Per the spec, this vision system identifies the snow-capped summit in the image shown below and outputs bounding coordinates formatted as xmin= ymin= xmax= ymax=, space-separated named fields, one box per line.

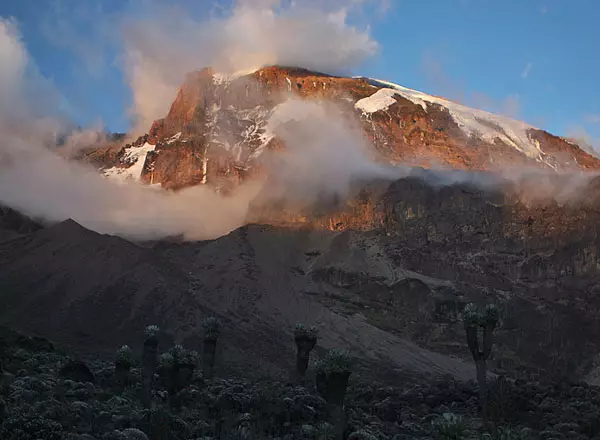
xmin=87 ymin=66 xmax=600 ymax=190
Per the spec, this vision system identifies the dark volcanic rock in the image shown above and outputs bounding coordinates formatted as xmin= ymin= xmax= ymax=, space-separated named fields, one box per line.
xmin=0 ymin=206 xmax=43 ymax=242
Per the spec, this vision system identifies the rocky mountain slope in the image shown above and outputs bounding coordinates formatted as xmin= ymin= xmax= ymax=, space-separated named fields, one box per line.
xmin=83 ymin=66 xmax=600 ymax=191
xmin=3 ymin=168 xmax=600 ymax=383
xmin=3 ymin=65 xmax=600 ymax=387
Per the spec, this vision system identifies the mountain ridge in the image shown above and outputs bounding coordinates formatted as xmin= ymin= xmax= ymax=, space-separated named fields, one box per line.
xmin=82 ymin=65 xmax=600 ymax=193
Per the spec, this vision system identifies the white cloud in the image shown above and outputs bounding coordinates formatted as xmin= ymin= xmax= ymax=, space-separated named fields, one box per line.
xmin=121 ymin=0 xmax=380 ymax=132
xmin=521 ymin=61 xmax=533 ymax=79
xmin=584 ymin=114 xmax=600 ymax=125
xmin=0 ymin=15 xmax=393 ymax=241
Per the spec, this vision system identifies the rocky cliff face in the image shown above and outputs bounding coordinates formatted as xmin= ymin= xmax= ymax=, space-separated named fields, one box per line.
xmin=89 ymin=66 xmax=600 ymax=191
xmin=255 ymin=170 xmax=600 ymax=380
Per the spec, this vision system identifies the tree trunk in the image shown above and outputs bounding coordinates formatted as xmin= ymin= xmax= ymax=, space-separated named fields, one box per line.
xmin=296 ymin=349 xmax=310 ymax=381
xmin=476 ymin=359 xmax=487 ymax=416
xmin=142 ymin=338 xmax=158 ymax=408
xmin=0 ymin=397 xmax=6 ymax=425
xmin=114 ymin=363 xmax=130 ymax=388
xmin=326 ymin=371 xmax=350 ymax=440
xmin=316 ymin=369 xmax=327 ymax=398
xmin=294 ymin=336 xmax=316 ymax=383
xmin=178 ymin=364 xmax=195 ymax=388
xmin=203 ymin=339 xmax=217 ymax=380
xmin=329 ymin=404 xmax=346 ymax=440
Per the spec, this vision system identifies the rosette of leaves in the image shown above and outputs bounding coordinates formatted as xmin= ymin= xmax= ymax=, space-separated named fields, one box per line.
xmin=317 ymin=349 xmax=352 ymax=376
xmin=431 ymin=412 xmax=466 ymax=440
xmin=169 ymin=345 xmax=185 ymax=365
xmin=180 ymin=350 xmax=198 ymax=367
xmin=115 ymin=345 xmax=135 ymax=388
xmin=158 ymin=353 xmax=175 ymax=370
xmin=202 ymin=317 xmax=222 ymax=341
xmin=144 ymin=325 xmax=160 ymax=341
xmin=294 ymin=324 xmax=319 ymax=340
xmin=116 ymin=346 xmax=135 ymax=368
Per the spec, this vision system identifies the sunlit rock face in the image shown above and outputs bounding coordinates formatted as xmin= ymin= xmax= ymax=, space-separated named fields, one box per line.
xmin=86 ymin=66 xmax=600 ymax=192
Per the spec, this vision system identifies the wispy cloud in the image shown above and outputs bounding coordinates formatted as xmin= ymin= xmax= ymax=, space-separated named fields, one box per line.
xmin=521 ymin=61 xmax=533 ymax=79
xmin=584 ymin=114 xmax=600 ymax=125
xmin=39 ymin=0 xmax=383 ymax=133
xmin=540 ymin=6 xmax=548 ymax=15
xmin=566 ymin=124 xmax=600 ymax=157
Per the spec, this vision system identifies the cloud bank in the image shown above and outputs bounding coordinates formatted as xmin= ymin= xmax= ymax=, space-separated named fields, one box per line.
xmin=121 ymin=0 xmax=379 ymax=132
xmin=0 ymin=11 xmax=391 ymax=241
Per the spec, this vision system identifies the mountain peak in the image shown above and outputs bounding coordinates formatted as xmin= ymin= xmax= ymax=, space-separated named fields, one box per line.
xmin=93 ymin=65 xmax=600 ymax=192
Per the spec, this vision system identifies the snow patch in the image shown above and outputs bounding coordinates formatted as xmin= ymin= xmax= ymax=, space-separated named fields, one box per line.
xmin=213 ymin=68 xmax=259 ymax=86
xmin=103 ymin=142 xmax=156 ymax=183
xmin=363 ymin=77 xmax=543 ymax=160
xmin=355 ymin=88 xmax=400 ymax=115
xmin=167 ymin=132 xmax=182 ymax=144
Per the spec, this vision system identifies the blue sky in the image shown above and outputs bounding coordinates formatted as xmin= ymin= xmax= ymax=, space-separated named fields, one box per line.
xmin=1 ymin=0 xmax=598 ymax=145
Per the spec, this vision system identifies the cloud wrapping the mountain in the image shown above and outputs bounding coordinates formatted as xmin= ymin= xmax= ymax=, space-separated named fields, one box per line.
xmin=261 ymin=98 xmax=399 ymax=204
xmin=0 ymin=16 xmax=389 ymax=241
xmin=122 ymin=0 xmax=379 ymax=132
xmin=0 ymin=18 xmax=257 ymax=240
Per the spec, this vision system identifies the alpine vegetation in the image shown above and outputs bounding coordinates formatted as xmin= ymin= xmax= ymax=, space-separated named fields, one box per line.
xmin=202 ymin=317 xmax=222 ymax=380
xmin=463 ymin=303 xmax=499 ymax=417
xmin=316 ymin=349 xmax=353 ymax=440
xmin=141 ymin=325 xmax=160 ymax=408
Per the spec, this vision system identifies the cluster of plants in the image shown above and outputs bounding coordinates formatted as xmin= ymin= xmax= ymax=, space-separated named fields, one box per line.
xmin=1 ymin=306 xmax=600 ymax=439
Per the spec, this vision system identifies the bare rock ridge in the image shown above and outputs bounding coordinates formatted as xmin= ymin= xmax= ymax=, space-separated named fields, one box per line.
xmin=90 ymin=66 xmax=600 ymax=191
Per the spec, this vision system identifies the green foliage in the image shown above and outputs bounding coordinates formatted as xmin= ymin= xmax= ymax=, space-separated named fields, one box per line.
xmin=158 ymin=353 xmax=175 ymax=369
xmin=121 ymin=428 xmax=150 ymax=440
xmin=480 ymin=426 xmax=531 ymax=440
xmin=317 ymin=349 xmax=352 ymax=374
xmin=202 ymin=317 xmax=222 ymax=340
xmin=179 ymin=349 xmax=198 ymax=366
xmin=144 ymin=325 xmax=160 ymax=340
xmin=294 ymin=324 xmax=319 ymax=340
xmin=432 ymin=412 xmax=467 ymax=440
xmin=463 ymin=303 xmax=480 ymax=327
xmin=116 ymin=346 xmax=135 ymax=367
xmin=487 ymin=376 xmax=517 ymax=425
xmin=485 ymin=304 xmax=499 ymax=321
xmin=163 ymin=346 xmax=198 ymax=367
xmin=463 ymin=304 xmax=499 ymax=328
xmin=169 ymin=345 xmax=185 ymax=363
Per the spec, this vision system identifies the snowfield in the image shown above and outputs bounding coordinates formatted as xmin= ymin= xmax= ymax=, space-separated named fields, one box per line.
xmin=355 ymin=77 xmax=556 ymax=167
xmin=103 ymin=142 xmax=156 ymax=182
